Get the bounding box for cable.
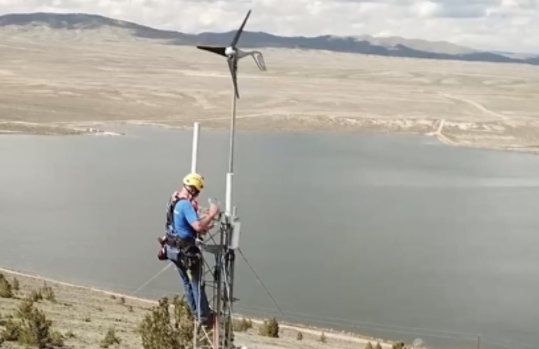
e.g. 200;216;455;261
237;247;285;317
227;259;481;341
132;262;173;295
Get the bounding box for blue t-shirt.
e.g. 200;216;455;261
173;200;199;239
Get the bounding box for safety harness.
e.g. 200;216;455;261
157;194;202;269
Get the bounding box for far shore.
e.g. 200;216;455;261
1;31;538;156
2;118;539;156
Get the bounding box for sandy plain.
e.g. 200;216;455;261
0;26;539;153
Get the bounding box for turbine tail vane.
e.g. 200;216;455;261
252;51;266;71
238;49;266;71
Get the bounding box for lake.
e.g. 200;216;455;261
1;126;538;349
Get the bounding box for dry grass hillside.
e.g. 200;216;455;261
0;268;399;349
1;25;539;153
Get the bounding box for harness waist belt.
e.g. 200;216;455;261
166;234;196;249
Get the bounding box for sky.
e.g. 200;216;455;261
0;0;538;53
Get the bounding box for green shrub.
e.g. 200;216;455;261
1;319;21;341
17;302;53;348
119;297;126;305
16;298;34;319
41;283;55;302
0;274;13;298
392;342;407;349
138;297;193;349
49;330;64;346
172;296;194;345
319;332;327;343
365;342;374;349
232;317;253;332
296;331;303;340
100;327;121;348
29;289;43;302
9;298;60;348
138;297;176;348
12;278;20;291
258;317;279;338
65;330;76;339
128;305;134;312
374;342;382;349
83;316;91;323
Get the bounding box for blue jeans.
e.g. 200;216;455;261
166;245;211;322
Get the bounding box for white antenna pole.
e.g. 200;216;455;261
191;122;200;173
225;91;237;217
228;90;237;174
226;173;233;217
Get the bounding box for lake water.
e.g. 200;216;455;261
1;126;538;349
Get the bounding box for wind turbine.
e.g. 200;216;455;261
197;9;266;99
196;9;266;214
194;10;266;349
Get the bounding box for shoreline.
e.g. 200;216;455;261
1;118;538;156
0;266;396;349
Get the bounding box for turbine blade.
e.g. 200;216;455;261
228;57;240;98
197;45;227;57
231;9;251;48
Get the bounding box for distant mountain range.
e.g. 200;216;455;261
1;12;538;66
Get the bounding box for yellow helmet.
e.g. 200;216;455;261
183;173;205;191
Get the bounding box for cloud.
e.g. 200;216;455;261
409;0;496;18
0;0;538;53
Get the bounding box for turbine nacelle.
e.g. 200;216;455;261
225;46;236;57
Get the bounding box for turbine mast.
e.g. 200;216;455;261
194;10;266;349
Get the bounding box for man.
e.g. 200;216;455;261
165;172;220;326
